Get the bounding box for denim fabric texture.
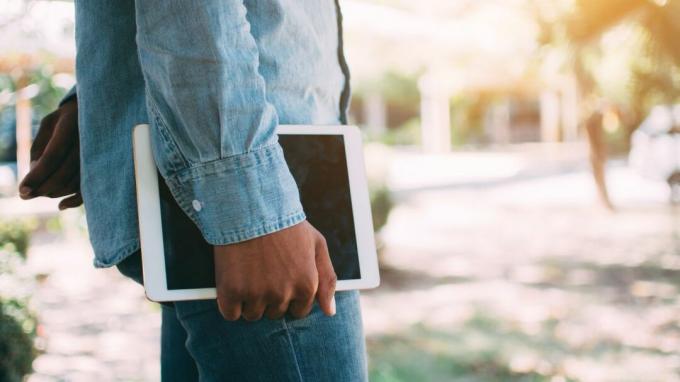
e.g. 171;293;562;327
118;247;368;381
72;0;349;267
168;290;368;382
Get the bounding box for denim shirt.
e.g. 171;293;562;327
71;0;350;267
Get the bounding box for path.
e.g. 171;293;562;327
11;153;679;381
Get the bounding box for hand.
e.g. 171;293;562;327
18;98;82;210
214;220;337;321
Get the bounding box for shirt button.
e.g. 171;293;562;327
192;200;202;212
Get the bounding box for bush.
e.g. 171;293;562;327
370;185;393;233
0;300;36;382
0;220;37;381
0;220;35;259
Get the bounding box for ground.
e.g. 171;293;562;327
4;146;677;382
366;163;679;381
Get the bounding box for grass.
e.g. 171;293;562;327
367;313;578;382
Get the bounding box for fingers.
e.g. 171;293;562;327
38;113;79;163
20;117;79;197
241;298;267;321
58;193;83;211
62;174;82;197
30;111;59;162
20;145;79;198
30;147;80;198
264;300;290;320
314;234;337;316
217;296;242;321
220;290;294;321
288;270;317;318
288;293;315;319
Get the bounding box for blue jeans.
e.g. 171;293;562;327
117;253;368;381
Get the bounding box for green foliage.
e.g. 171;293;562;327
0;220;38;381
369;185;393;233
0;64;69;120
353;71;421;134
0;300;35;382
537;0;680;144
0;220;35;259
370;118;421;146
354;71;420;106
368;315;577;382
563;0;680;68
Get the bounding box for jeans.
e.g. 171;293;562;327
117;253;368;382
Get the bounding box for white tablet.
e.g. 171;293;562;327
132;124;380;302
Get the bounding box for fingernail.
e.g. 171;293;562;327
330;296;336;316
19;186;32;196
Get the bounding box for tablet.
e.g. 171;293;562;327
132;124;380;302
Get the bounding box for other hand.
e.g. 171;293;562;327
18;98;82;210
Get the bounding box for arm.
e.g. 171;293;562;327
134;0;336;320
134;0;303;244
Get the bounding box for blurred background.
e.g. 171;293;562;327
1;0;679;381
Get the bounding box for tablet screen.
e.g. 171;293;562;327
160;134;361;290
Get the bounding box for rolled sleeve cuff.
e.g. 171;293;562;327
59;86;77;106
163;142;306;245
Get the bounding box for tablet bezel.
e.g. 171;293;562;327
133;124;380;302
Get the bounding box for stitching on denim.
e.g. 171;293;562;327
200;211;306;245
146;97;189;172
154;115;186;172
173;142;282;183
281;317;305;382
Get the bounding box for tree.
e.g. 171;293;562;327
536;0;680;209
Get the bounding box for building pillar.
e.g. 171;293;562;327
486;100;511;144
540;90;561;142
363;92;386;135
15;88;33;180
561;77;580;141
419;70;451;153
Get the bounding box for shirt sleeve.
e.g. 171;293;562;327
133;0;306;245
58;86;77;107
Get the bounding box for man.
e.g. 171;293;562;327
19;1;368;381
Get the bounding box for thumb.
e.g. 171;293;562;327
314;235;337;316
